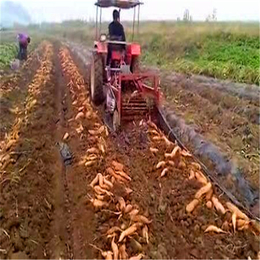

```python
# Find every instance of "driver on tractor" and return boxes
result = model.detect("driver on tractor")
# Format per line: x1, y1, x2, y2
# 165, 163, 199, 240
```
107, 9, 126, 66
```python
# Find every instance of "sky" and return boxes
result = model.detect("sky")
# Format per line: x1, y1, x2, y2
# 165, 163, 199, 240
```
1, 0, 259, 23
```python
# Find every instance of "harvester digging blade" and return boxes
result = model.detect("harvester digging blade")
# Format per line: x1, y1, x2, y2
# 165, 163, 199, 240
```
121, 94, 155, 122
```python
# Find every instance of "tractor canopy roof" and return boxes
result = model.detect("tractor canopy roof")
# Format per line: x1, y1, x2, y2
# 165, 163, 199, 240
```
95, 0, 143, 9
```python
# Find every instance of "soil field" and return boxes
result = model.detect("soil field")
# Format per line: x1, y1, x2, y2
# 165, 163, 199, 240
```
0, 41, 259, 260
158, 70, 259, 208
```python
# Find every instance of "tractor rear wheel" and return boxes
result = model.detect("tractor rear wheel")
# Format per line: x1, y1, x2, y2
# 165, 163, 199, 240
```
90, 53, 105, 105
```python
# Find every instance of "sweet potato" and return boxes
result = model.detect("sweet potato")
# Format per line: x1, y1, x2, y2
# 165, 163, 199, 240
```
131, 215, 152, 224
195, 171, 208, 185
102, 251, 113, 260
237, 219, 250, 231
125, 187, 133, 195
152, 136, 162, 141
232, 213, 237, 232
87, 147, 99, 154
93, 185, 113, 196
160, 168, 168, 177
129, 254, 144, 260
150, 147, 159, 154
86, 154, 98, 161
124, 204, 133, 214
116, 170, 131, 181
107, 167, 127, 183
204, 225, 226, 233
75, 112, 84, 120
189, 169, 195, 180
180, 149, 192, 157
118, 197, 126, 212
206, 201, 212, 209
90, 198, 109, 208
98, 143, 105, 154
142, 225, 149, 244
186, 199, 199, 213
106, 226, 122, 235
205, 188, 213, 201
226, 202, 249, 221
195, 182, 212, 199
128, 209, 139, 217
103, 178, 113, 189
76, 124, 84, 134
168, 160, 175, 167
95, 194, 106, 201
112, 160, 124, 171
118, 224, 138, 242
119, 244, 128, 260
163, 136, 173, 146
178, 160, 186, 169
78, 106, 85, 112
85, 161, 95, 167
165, 146, 180, 159
156, 161, 166, 169
96, 125, 105, 135
211, 196, 226, 215
90, 173, 102, 188
147, 120, 158, 130
148, 129, 159, 135
63, 132, 69, 140
191, 162, 201, 170
111, 237, 119, 260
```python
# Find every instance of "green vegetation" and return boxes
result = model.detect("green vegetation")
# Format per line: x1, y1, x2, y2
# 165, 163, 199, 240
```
135, 22, 260, 85
0, 43, 18, 69
18, 21, 260, 84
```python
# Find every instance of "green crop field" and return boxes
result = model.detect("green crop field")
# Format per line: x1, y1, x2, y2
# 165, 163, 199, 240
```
0, 43, 18, 69
24, 21, 260, 85
135, 22, 260, 85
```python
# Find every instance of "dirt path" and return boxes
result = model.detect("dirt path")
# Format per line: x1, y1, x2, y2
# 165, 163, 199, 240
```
0, 41, 259, 259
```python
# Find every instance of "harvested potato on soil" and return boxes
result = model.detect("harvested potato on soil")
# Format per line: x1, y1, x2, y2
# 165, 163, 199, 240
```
204, 225, 226, 234
226, 202, 249, 221
195, 182, 212, 199
212, 196, 226, 214
119, 224, 139, 242
186, 199, 199, 213
112, 160, 124, 171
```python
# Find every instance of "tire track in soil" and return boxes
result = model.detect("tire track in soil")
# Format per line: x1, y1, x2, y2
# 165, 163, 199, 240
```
46, 43, 73, 259
56, 46, 98, 259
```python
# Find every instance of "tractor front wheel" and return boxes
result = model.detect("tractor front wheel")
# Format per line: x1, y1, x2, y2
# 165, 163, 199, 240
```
90, 53, 105, 105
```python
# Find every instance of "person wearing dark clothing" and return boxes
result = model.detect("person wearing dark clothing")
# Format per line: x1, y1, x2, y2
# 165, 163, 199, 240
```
108, 10, 126, 42
107, 10, 126, 65
17, 33, 30, 60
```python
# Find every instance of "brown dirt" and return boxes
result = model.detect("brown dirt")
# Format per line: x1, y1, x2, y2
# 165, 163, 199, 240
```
158, 71, 259, 189
0, 41, 259, 260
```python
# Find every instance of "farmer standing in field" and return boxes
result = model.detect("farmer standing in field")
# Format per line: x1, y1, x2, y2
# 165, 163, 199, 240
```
107, 9, 126, 65
17, 33, 31, 61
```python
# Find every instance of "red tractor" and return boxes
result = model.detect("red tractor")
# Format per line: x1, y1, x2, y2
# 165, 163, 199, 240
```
90, 0, 161, 131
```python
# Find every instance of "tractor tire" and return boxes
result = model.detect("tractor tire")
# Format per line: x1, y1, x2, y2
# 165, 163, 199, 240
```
131, 56, 140, 73
90, 53, 105, 106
